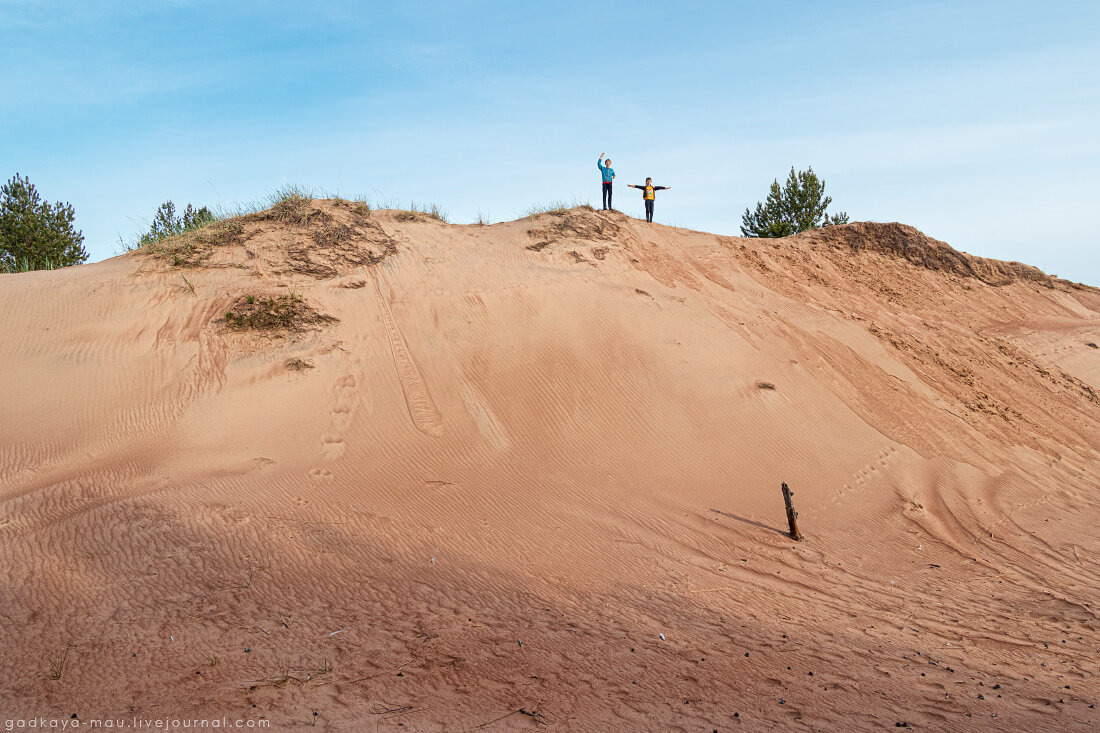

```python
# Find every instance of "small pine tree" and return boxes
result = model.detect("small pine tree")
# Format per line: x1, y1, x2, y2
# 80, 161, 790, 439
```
182, 203, 216, 231
0, 173, 88, 272
741, 166, 848, 238
140, 201, 215, 246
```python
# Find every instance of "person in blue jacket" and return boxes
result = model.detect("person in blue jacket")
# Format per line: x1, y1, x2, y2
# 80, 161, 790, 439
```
628, 177, 671, 223
597, 153, 615, 210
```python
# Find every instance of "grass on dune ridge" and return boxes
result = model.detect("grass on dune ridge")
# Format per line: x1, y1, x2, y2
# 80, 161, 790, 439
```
523, 199, 595, 216
126, 185, 374, 265
123, 185, 599, 267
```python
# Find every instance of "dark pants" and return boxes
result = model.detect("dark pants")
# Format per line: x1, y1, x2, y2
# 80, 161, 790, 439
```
644, 199, 654, 222
602, 182, 613, 210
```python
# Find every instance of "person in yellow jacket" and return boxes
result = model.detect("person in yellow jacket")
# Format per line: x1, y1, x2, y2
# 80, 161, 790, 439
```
627, 177, 671, 223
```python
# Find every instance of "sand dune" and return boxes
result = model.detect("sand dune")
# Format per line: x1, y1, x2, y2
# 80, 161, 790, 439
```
2, 200, 1098, 731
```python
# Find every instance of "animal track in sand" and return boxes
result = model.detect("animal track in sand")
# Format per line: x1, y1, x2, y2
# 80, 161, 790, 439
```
831, 446, 898, 504
319, 372, 359, 461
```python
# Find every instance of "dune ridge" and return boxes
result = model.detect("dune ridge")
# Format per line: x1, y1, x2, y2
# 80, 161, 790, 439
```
1, 202, 1098, 731
796, 221, 1060, 287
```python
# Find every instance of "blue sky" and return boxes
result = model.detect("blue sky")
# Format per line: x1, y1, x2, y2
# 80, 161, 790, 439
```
3, 0, 1098, 284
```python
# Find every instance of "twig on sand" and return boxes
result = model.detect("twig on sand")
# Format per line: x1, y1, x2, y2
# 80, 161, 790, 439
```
344, 660, 413, 685
461, 704, 547, 732
458, 709, 521, 732
372, 702, 412, 715
235, 568, 255, 589
520, 704, 549, 726
382, 706, 430, 720
236, 624, 270, 635
688, 587, 736, 594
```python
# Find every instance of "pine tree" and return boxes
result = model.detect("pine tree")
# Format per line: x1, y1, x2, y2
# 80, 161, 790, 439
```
741, 166, 848, 238
0, 174, 88, 272
140, 201, 215, 245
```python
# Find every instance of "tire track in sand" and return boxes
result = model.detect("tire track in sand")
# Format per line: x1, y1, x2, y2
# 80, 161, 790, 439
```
370, 269, 445, 437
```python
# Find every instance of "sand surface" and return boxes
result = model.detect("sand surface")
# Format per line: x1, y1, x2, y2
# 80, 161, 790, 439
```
2, 202, 1098, 731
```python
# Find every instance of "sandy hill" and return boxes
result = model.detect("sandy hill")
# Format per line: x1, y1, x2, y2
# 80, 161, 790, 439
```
2, 199, 1098, 731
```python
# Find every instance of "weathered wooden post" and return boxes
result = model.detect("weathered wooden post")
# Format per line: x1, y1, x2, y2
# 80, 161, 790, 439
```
781, 482, 803, 541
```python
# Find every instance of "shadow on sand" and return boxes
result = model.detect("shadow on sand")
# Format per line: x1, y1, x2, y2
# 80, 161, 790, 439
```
709, 508, 788, 538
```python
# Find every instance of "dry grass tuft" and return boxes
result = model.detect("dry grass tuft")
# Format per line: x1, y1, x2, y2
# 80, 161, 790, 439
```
285, 357, 315, 371
395, 202, 448, 223
266, 198, 327, 227
525, 201, 595, 216
314, 222, 355, 248
48, 648, 69, 680
222, 293, 335, 332
332, 197, 371, 218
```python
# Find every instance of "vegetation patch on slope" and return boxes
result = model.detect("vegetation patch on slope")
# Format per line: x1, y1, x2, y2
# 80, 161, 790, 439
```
222, 293, 335, 332
526, 207, 622, 252
134, 188, 397, 279
142, 219, 245, 267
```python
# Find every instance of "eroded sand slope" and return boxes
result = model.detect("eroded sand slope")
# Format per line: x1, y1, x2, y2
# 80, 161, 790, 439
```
2, 201, 1098, 731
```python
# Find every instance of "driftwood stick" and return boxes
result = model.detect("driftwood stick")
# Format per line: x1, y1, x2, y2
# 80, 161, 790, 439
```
781, 482, 804, 541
